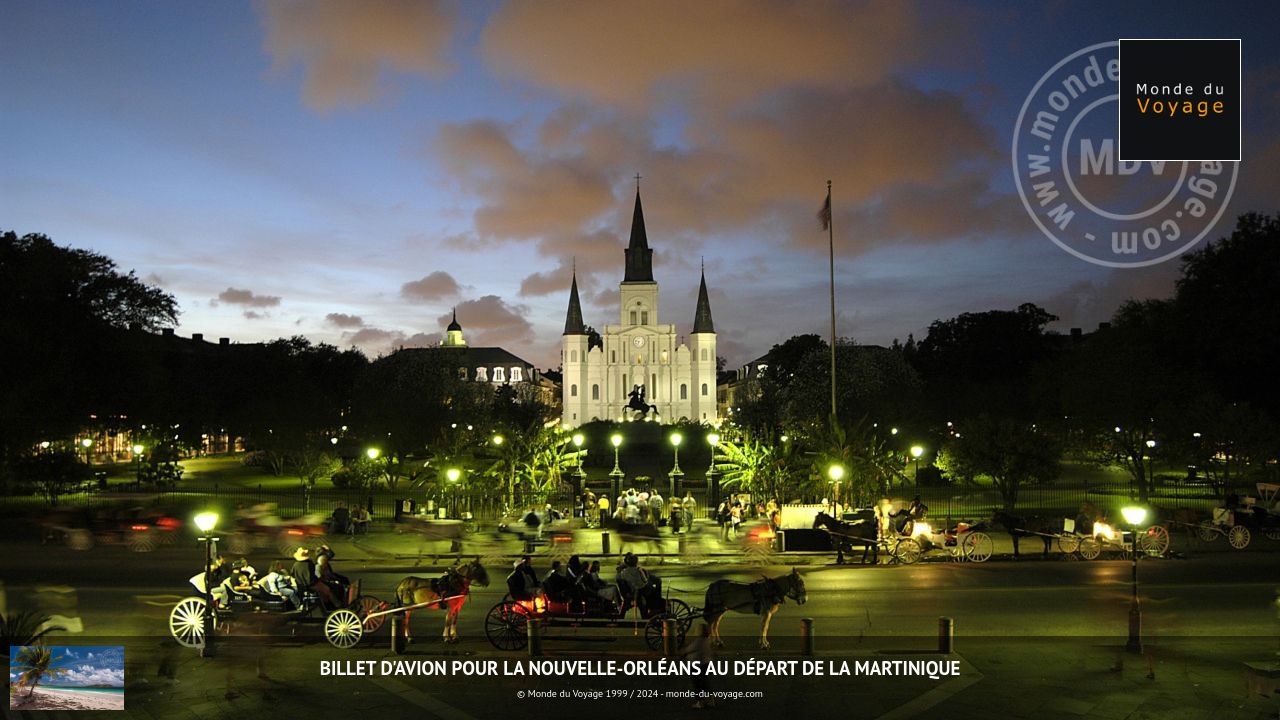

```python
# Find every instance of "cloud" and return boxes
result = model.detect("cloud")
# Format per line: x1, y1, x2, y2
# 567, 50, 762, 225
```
341, 327, 442, 356
217, 287, 282, 307
400, 270, 462, 301
481, 0, 950, 111
243, 310, 268, 320
325, 312, 365, 328
442, 295, 533, 346
62, 664, 124, 688
258, 0, 456, 110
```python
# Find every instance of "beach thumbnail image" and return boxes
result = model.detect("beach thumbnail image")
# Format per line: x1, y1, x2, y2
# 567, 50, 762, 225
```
9, 645, 125, 711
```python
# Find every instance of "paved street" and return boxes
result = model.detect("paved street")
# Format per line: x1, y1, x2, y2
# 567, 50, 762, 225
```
4, 527, 1280, 719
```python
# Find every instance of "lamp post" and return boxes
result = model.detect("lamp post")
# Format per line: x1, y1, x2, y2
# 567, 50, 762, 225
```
1121, 505, 1147, 654
572, 433, 586, 500
828, 464, 845, 515
80, 438, 93, 466
669, 433, 684, 498
446, 468, 461, 519
132, 444, 145, 487
193, 511, 219, 658
1144, 439, 1156, 492
910, 445, 924, 495
707, 433, 721, 508
609, 434, 624, 501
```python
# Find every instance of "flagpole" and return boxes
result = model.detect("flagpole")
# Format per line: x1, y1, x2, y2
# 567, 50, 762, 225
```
827, 179, 837, 425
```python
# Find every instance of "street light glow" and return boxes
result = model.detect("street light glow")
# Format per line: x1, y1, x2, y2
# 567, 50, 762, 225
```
828, 465, 845, 482
707, 433, 720, 446
132, 444, 144, 455
610, 434, 622, 448
446, 468, 461, 483
890, 427, 899, 435
366, 447, 380, 460
493, 435, 504, 445
670, 432, 683, 447
910, 445, 924, 458
572, 433, 584, 447
1145, 439, 1156, 448
1121, 506, 1147, 526
81, 438, 93, 448
780, 435, 789, 442
193, 512, 219, 533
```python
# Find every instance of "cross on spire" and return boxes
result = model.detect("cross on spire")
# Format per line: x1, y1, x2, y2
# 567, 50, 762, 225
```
634, 173, 642, 191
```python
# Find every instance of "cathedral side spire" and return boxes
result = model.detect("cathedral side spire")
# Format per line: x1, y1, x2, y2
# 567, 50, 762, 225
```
623, 190, 654, 282
563, 270, 586, 335
693, 269, 714, 334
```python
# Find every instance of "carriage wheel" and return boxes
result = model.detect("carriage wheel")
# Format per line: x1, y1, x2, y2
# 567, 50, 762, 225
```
226, 532, 253, 556
1078, 537, 1101, 560
963, 532, 994, 563
169, 597, 208, 648
1264, 527, 1280, 542
324, 609, 364, 649
644, 612, 687, 651
1139, 525, 1170, 557
894, 538, 922, 565
665, 598, 695, 632
485, 602, 528, 650
1228, 525, 1251, 550
355, 595, 387, 633
1056, 534, 1080, 555
66, 528, 94, 551
128, 530, 156, 553
1196, 524, 1218, 542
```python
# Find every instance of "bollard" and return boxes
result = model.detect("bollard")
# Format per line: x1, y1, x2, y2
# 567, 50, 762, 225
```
800, 617, 814, 656
524, 539, 535, 555
527, 618, 543, 657
662, 618, 679, 656
602, 531, 611, 555
390, 615, 407, 655
678, 534, 687, 556
938, 616, 954, 654
776, 530, 786, 553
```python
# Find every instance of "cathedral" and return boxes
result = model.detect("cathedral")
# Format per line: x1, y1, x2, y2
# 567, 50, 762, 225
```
560, 190, 718, 428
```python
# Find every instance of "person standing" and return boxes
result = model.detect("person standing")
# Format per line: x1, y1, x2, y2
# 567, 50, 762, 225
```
598, 494, 610, 527
682, 491, 698, 529
650, 490, 665, 527
669, 496, 683, 534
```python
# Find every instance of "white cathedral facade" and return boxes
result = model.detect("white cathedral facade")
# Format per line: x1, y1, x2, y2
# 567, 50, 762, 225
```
560, 191, 719, 428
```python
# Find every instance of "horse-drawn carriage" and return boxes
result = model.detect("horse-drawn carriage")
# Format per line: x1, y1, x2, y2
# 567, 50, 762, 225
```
484, 579, 695, 652
1166, 484, 1280, 550
168, 578, 385, 650
812, 509, 993, 564
992, 509, 1171, 560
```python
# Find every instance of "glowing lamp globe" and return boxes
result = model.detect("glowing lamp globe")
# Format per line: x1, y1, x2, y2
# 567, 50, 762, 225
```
572, 433, 585, 447
366, 447, 380, 460
828, 465, 845, 482
670, 433, 683, 447
446, 468, 461, 483
910, 445, 924, 458
194, 512, 219, 534
1121, 506, 1147, 527
707, 433, 720, 447
610, 434, 623, 448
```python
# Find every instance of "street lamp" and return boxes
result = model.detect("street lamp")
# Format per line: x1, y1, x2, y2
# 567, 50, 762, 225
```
366, 447, 380, 460
609, 434, 624, 500
493, 434, 504, 446
707, 434, 721, 507
1121, 505, 1147, 654
669, 432, 684, 497
132, 444, 145, 487
827, 464, 845, 514
572, 433, 586, 499
80, 437, 93, 466
910, 445, 924, 494
1144, 439, 1156, 490
446, 468, 461, 519
193, 511, 219, 657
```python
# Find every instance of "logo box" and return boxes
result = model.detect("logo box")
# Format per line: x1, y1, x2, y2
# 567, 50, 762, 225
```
1119, 39, 1241, 161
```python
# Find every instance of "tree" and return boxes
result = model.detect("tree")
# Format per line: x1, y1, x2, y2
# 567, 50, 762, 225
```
809, 418, 906, 508
15, 449, 90, 505
0, 231, 178, 460
12, 644, 68, 701
913, 303, 1059, 421
0, 611, 63, 649
943, 415, 1061, 510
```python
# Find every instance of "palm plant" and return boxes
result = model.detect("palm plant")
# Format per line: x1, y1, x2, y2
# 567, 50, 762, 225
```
1, 610, 63, 649
12, 644, 68, 700
810, 418, 905, 508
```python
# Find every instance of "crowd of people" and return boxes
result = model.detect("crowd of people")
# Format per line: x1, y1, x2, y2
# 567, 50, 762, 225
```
505, 552, 663, 615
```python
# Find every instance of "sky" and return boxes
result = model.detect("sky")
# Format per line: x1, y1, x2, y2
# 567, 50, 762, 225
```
3, 1, 1278, 369
8, 645, 125, 688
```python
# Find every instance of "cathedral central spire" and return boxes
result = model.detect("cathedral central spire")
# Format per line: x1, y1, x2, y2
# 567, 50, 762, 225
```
563, 270, 586, 335
623, 190, 654, 283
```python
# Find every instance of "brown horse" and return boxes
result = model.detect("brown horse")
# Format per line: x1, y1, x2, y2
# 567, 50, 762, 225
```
704, 568, 806, 650
394, 559, 489, 644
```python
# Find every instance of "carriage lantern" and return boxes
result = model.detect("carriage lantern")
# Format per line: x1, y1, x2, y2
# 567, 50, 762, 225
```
1121, 505, 1147, 653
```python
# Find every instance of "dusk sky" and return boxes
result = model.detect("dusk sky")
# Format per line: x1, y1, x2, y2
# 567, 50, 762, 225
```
4, 1, 1277, 368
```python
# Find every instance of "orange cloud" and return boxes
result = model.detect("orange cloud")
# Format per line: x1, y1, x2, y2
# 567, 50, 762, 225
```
259, 0, 455, 110
400, 270, 462, 301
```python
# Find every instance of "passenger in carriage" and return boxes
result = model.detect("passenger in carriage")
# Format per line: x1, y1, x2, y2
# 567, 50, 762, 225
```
617, 553, 660, 613
257, 561, 301, 609
290, 547, 338, 610
542, 561, 573, 602
316, 554, 348, 607
584, 560, 621, 608
507, 555, 540, 601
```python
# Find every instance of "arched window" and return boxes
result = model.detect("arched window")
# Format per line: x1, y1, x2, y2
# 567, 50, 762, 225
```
571, 384, 578, 397
700, 348, 708, 361
630, 311, 638, 324
592, 384, 600, 400
651, 374, 657, 397
493, 367, 505, 382
640, 311, 649, 325
571, 350, 578, 362
701, 383, 709, 396
680, 384, 688, 400
476, 367, 488, 381
610, 350, 616, 363
510, 367, 523, 382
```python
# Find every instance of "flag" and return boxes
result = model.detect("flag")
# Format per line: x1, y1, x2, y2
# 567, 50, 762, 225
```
818, 194, 831, 230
